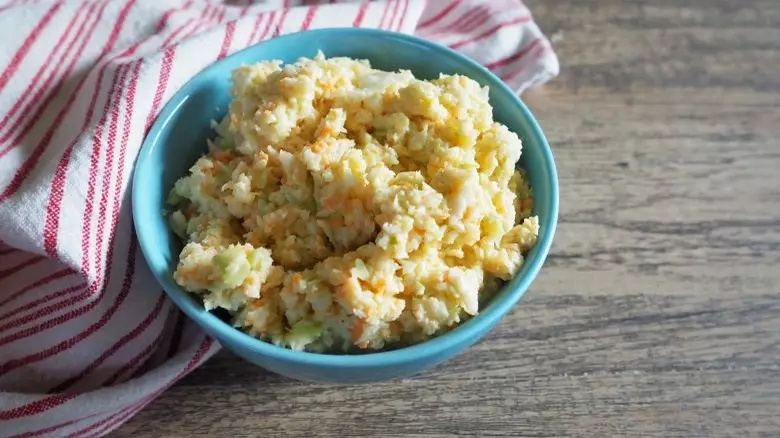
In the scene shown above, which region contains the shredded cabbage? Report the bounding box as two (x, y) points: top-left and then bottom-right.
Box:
(212, 246), (251, 289)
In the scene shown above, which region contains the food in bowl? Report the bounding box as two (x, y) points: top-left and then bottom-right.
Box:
(166, 52), (538, 353)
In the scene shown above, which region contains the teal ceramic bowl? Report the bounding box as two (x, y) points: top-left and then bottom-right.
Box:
(133, 28), (558, 384)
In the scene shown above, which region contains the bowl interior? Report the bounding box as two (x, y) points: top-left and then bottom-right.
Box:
(133, 28), (558, 365)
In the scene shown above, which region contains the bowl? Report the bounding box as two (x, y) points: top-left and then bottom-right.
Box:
(132, 28), (558, 384)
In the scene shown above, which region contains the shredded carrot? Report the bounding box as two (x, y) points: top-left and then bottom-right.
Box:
(212, 149), (234, 164)
(390, 321), (404, 336)
(310, 139), (325, 153)
(247, 235), (262, 247)
(292, 273), (302, 288)
(351, 319), (365, 343)
(184, 204), (197, 218)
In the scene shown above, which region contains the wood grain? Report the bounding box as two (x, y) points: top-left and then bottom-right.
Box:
(116, 0), (780, 436)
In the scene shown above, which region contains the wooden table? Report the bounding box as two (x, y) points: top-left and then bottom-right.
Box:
(117, 1), (780, 436)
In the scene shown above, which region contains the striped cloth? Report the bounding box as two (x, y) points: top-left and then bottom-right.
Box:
(0, 0), (558, 436)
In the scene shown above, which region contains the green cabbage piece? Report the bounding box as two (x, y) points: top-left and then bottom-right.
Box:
(212, 246), (251, 289)
(286, 320), (323, 351)
(246, 248), (270, 270)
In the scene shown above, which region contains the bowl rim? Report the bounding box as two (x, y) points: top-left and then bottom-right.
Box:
(133, 27), (559, 368)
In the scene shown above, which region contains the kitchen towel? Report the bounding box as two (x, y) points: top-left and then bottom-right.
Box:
(0, 0), (559, 436)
